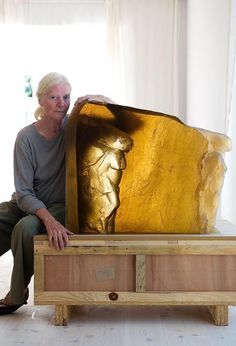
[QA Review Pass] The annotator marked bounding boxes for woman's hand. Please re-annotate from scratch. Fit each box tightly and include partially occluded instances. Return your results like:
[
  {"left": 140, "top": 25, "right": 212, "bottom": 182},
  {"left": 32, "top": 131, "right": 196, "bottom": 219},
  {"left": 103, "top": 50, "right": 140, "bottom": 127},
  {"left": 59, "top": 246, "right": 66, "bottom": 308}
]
[
  {"left": 35, "top": 208, "right": 74, "bottom": 250},
  {"left": 44, "top": 216, "right": 74, "bottom": 250},
  {"left": 75, "top": 94, "right": 115, "bottom": 106}
]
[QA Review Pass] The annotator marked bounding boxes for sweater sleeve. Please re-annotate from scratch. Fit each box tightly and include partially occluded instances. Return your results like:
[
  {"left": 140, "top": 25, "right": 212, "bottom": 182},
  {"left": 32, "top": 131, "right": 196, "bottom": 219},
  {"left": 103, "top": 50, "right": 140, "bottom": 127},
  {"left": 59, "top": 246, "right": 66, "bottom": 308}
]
[{"left": 14, "top": 130, "right": 46, "bottom": 214}]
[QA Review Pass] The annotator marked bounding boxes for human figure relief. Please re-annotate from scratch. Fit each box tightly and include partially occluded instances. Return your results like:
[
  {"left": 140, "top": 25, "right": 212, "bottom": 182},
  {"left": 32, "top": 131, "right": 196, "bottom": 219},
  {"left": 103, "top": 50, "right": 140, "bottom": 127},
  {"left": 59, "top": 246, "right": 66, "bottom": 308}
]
[{"left": 78, "top": 128, "right": 133, "bottom": 233}]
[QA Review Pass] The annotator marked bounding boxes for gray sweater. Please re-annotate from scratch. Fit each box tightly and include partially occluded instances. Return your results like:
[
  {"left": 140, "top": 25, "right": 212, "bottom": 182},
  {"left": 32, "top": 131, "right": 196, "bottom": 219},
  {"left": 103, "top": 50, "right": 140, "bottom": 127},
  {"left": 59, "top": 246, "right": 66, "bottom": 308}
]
[{"left": 13, "top": 122, "right": 66, "bottom": 214}]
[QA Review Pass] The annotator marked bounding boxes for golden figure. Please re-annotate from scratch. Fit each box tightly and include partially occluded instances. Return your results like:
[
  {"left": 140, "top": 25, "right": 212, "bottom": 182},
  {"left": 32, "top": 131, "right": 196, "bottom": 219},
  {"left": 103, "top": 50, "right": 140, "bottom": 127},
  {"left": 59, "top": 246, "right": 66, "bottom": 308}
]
[{"left": 77, "top": 121, "right": 133, "bottom": 233}]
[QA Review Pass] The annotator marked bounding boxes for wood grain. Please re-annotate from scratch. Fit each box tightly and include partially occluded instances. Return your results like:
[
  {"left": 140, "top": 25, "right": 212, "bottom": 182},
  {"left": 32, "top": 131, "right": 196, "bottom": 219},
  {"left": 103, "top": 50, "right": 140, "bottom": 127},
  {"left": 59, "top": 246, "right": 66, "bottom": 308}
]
[
  {"left": 146, "top": 255, "right": 236, "bottom": 291},
  {"left": 44, "top": 255, "right": 135, "bottom": 292}
]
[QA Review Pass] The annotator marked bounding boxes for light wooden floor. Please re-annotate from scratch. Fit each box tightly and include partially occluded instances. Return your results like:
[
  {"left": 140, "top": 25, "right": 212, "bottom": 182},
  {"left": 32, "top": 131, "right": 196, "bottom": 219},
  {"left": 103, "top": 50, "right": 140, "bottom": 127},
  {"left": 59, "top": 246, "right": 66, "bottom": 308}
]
[{"left": 1, "top": 252, "right": 236, "bottom": 346}]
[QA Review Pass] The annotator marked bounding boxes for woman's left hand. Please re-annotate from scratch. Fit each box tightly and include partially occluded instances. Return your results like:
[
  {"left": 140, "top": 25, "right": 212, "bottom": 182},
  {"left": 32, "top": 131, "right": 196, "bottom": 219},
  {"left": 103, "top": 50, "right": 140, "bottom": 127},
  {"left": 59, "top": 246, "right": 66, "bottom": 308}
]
[{"left": 75, "top": 94, "right": 115, "bottom": 106}]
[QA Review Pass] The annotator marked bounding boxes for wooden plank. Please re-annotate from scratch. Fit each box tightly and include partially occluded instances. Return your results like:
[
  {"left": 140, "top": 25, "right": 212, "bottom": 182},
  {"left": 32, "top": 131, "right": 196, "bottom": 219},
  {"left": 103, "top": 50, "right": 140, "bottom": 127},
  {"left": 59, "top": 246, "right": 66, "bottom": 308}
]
[
  {"left": 208, "top": 305, "right": 228, "bottom": 326},
  {"left": 136, "top": 255, "right": 146, "bottom": 292},
  {"left": 35, "top": 238, "right": 236, "bottom": 247},
  {"left": 34, "top": 291, "right": 236, "bottom": 306},
  {"left": 34, "top": 254, "right": 44, "bottom": 293},
  {"left": 55, "top": 305, "right": 71, "bottom": 326},
  {"left": 35, "top": 245, "right": 236, "bottom": 256},
  {"left": 43, "top": 255, "right": 135, "bottom": 291},
  {"left": 34, "top": 224, "right": 236, "bottom": 242},
  {"left": 146, "top": 255, "right": 236, "bottom": 291},
  {"left": 34, "top": 242, "right": 236, "bottom": 256}
]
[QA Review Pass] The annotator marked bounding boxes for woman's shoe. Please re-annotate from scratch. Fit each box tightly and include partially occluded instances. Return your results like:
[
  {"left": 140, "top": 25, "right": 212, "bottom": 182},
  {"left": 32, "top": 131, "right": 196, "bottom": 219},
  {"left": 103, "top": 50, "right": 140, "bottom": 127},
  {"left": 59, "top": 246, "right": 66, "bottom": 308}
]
[{"left": 0, "top": 288, "right": 29, "bottom": 315}]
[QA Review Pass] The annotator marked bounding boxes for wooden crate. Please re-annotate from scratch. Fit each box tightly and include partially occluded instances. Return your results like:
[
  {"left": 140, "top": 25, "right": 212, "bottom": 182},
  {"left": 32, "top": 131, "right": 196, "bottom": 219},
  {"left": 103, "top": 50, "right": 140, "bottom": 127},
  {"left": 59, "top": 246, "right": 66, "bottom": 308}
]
[{"left": 34, "top": 220, "right": 236, "bottom": 326}]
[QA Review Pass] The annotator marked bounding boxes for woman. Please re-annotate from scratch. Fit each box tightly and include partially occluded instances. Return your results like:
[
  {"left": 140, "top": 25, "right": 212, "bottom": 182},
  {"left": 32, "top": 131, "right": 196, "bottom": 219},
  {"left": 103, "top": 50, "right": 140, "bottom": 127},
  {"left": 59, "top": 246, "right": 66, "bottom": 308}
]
[{"left": 0, "top": 72, "right": 75, "bottom": 314}]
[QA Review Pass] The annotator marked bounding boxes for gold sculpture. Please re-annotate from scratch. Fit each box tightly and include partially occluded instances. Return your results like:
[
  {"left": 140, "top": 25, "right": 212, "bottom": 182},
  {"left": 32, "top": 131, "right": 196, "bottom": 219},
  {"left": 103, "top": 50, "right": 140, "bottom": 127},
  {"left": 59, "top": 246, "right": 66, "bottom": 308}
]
[
  {"left": 77, "top": 118, "right": 133, "bottom": 233},
  {"left": 66, "top": 102, "right": 231, "bottom": 234}
]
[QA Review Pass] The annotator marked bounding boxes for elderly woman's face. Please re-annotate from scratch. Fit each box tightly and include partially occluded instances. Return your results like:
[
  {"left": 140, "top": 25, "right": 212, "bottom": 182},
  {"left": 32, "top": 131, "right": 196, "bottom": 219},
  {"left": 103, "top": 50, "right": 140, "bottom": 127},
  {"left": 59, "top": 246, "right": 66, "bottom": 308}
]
[{"left": 39, "top": 82, "right": 71, "bottom": 120}]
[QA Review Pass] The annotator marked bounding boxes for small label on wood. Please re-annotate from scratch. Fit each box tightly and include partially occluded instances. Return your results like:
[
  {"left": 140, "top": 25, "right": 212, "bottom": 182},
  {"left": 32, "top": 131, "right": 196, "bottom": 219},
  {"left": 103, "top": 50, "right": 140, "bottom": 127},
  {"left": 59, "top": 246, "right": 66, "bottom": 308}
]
[{"left": 95, "top": 267, "right": 115, "bottom": 282}]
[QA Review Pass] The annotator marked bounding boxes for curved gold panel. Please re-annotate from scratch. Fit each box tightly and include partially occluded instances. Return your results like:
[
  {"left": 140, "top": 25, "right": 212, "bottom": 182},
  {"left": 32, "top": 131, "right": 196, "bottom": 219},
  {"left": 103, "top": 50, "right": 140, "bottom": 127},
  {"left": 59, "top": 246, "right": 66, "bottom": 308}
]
[{"left": 66, "top": 102, "right": 231, "bottom": 234}]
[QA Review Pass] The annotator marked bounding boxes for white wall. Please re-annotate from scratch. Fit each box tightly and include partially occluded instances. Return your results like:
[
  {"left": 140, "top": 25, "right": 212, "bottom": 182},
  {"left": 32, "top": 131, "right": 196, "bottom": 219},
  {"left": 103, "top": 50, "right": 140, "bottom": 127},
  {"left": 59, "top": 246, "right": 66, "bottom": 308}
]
[{"left": 186, "top": 0, "right": 230, "bottom": 134}]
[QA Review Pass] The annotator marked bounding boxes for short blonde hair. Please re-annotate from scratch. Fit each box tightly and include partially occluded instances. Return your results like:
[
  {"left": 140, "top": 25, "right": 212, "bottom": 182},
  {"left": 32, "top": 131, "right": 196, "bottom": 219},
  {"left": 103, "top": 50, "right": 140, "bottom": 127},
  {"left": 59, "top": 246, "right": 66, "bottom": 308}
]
[{"left": 34, "top": 72, "right": 71, "bottom": 120}]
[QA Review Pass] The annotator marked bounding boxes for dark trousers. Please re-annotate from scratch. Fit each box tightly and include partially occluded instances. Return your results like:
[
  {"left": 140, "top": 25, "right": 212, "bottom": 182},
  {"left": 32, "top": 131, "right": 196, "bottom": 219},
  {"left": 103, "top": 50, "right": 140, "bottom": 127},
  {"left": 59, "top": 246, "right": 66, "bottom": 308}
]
[{"left": 0, "top": 200, "right": 65, "bottom": 304}]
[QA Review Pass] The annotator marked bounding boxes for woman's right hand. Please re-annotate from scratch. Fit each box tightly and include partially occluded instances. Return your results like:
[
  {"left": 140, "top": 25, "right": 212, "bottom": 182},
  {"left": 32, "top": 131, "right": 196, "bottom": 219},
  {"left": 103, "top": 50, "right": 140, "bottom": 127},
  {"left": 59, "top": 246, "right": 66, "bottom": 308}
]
[
  {"left": 44, "top": 216, "right": 74, "bottom": 250},
  {"left": 35, "top": 207, "right": 74, "bottom": 250}
]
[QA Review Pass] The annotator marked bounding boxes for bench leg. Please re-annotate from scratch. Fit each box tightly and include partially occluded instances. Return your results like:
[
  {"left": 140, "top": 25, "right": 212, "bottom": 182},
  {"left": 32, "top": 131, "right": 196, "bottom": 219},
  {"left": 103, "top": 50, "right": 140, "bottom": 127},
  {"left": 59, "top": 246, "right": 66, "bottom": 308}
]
[
  {"left": 208, "top": 305, "right": 228, "bottom": 326},
  {"left": 55, "top": 305, "right": 70, "bottom": 326}
]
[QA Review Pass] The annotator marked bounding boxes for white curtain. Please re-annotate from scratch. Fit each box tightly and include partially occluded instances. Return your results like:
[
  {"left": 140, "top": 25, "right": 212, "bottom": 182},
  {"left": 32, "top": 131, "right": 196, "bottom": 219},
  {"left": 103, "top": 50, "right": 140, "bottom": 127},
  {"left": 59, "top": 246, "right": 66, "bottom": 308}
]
[
  {"left": 0, "top": 0, "right": 28, "bottom": 23},
  {"left": 0, "top": 0, "right": 105, "bottom": 24},
  {"left": 222, "top": 0, "right": 236, "bottom": 224},
  {"left": 106, "top": 0, "right": 231, "bottom": 130},
  {"left": 186, "top": 0, "right": 230, "bottom": 134},
  {"left": 106, "top": 0, "right": 185, "bottom": 118}
]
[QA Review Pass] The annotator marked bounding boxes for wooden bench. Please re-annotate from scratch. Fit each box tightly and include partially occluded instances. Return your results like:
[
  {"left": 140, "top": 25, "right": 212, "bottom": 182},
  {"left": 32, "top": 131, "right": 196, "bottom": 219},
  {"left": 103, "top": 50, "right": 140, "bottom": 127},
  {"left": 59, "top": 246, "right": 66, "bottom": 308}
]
[{"left": 34, "top": 220, "right": 236, "bottom": 326}]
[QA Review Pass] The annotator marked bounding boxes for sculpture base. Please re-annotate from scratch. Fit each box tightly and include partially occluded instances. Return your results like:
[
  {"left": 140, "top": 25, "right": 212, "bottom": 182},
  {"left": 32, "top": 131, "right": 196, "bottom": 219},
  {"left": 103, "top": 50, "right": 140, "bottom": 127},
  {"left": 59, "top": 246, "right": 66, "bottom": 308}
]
[{"left": 34, "top": 220, "right": 236, "bottom": 326}]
